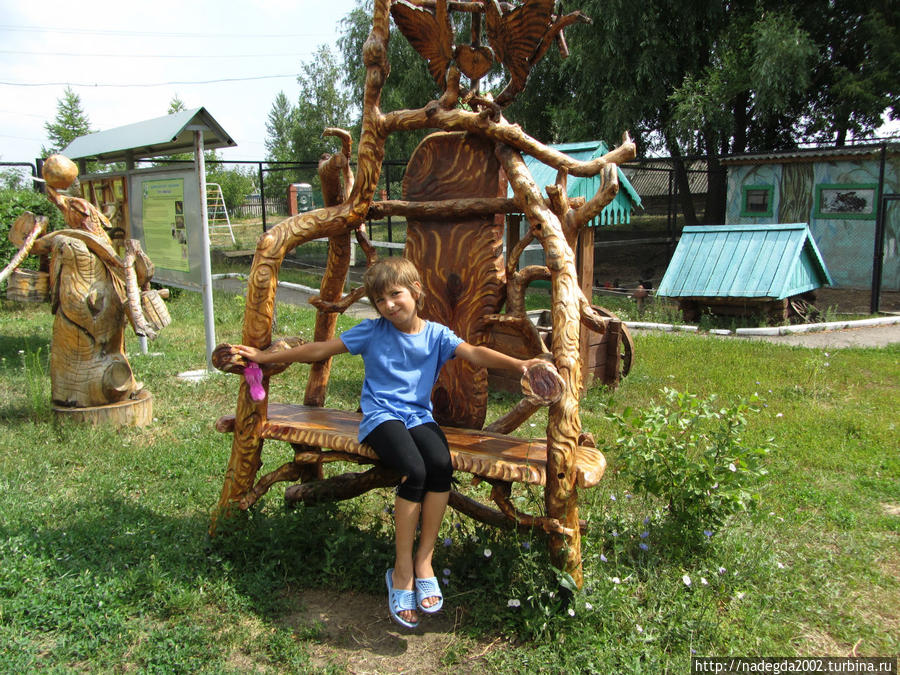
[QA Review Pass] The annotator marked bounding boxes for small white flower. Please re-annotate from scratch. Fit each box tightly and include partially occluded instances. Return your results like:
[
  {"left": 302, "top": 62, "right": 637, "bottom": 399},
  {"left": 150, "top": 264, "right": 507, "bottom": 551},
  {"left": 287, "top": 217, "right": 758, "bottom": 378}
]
[
  {"left": 728, "top": 463, "right": 737, "bottom": 472},
  {"left": 682, "top": 574, "right": 692, "bottom": 586},
  {"left": 567, "top": 608, "right": 575, "bottom": 617},
  {"left": 600, "top": 554, "right": 608, "bottom": 562},
  {"left": 610, "top": 494, "right": 617, "bottom": 501},
  {"left": 508, "top": 598, "right": 521, "bottom": 608},
  {"left": 483, "top": 548, "right": 492, "bottom": 558},
  {"left": 585, "top": 602, "right": 594, "bottom": 610},
  {"left": 635, "top": 624, "right": 643, "bottom": 633},
  {"left": 776, "top": 562, "right": 785, "bottom": 569},
  {"left": 700, "top": 577, "right": 708, "bottom": 586},
  {"left": 718, "top": 566, "right": 727, "bottom": 575},
  {"left": 775, "top": 413, "right": 783, "bottom": 418},
  {"left": 736, "top": 591, "right": 746, "bottom": 600},
  {"left": 612, "top": 576, "right": 621, "bottom": 584}
]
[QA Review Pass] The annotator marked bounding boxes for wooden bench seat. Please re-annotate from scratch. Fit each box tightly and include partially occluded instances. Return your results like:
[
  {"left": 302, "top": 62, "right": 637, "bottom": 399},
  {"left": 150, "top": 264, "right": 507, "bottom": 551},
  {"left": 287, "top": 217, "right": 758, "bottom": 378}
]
[{"left": 216, "top": 403, "right": 606, "bottom": 489}]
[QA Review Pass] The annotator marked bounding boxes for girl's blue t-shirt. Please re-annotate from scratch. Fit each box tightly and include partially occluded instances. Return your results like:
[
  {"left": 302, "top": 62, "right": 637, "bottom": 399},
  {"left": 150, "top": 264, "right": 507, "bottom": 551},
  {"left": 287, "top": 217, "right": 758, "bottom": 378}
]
[{"left": 340, "top": 317, "right": 463, "bottom": 441}]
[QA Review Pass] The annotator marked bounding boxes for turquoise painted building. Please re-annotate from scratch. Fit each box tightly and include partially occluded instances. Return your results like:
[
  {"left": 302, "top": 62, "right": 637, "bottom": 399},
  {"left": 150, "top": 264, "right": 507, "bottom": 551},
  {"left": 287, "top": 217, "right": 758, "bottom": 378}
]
[{"left": 721, "top": 143, "right": 899, "bottom": 290}]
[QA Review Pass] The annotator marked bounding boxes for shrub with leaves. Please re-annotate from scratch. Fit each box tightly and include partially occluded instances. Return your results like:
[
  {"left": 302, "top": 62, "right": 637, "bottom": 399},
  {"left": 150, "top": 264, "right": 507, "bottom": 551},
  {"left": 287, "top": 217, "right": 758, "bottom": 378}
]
[
  {"left": 0, "top": 187, "right": 65, "bottom": 278},
  {"left": 608, "top": 388, "right": 772, "bottom": 545}
]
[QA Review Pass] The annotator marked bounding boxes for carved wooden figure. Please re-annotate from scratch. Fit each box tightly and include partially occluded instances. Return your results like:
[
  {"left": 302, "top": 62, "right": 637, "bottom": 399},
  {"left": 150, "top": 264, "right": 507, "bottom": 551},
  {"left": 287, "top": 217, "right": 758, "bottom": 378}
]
[
  {"left": 3, "top": 154, "right": 170, "bottom": 426},
  {"left": 211, "top": 0, "right": 635, "bottom": 587}
]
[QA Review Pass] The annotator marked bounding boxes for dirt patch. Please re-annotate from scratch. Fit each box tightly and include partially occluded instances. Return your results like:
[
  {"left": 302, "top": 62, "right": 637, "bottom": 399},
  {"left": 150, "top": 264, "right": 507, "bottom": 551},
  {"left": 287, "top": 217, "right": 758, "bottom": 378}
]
[{"left": 281, "top": 589, "right": 506, "bottom": 674}]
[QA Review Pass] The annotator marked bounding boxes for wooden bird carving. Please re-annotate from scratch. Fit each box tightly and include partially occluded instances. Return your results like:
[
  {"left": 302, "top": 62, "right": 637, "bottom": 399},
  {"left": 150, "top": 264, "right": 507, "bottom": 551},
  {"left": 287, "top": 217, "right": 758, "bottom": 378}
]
[
  {"left": 390, "top": 0, "right": 455, "bottom": 90},
  {"left": 484, "top": 0, "right": 558, "bottom": 106},
  {"left": 391, "top": 0, "right": 497, "bottom": 88}
]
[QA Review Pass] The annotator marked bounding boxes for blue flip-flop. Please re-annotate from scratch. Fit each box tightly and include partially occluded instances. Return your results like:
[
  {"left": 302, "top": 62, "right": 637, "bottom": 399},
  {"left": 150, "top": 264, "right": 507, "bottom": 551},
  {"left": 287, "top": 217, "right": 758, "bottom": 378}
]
[
  {"left": 385, "top": 569, "right": 418, "bottom": 629},
  {"left": 415, "top": 576, "right": 444, "bottom": 614}
]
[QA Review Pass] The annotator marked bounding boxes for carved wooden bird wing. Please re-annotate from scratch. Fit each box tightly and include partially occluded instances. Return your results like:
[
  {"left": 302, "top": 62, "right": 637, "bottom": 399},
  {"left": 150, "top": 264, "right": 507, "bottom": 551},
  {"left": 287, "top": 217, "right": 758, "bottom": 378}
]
[
  {"left": 484, "top": 0, "right": 556, "bottom": 106},
  {"left": 390, "top": 0, "right": 454, "bottom": 90}
]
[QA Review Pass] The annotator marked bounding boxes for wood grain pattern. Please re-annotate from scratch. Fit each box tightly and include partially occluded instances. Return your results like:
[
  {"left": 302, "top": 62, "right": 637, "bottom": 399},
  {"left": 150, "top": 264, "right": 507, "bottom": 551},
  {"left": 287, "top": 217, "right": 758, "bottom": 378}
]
[{"left": 404, "top": 132, "right": 507, "bottom": 429}]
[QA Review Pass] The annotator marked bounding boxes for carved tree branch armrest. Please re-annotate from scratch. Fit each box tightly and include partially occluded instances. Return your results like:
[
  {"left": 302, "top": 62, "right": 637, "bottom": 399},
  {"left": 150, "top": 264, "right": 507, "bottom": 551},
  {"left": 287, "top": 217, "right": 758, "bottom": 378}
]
[
  {"left": 521, "top": 360, "right": 565, "bottom": 406},
  {"left": 212, "top": 337, "right": 305, "bottom": 376}
]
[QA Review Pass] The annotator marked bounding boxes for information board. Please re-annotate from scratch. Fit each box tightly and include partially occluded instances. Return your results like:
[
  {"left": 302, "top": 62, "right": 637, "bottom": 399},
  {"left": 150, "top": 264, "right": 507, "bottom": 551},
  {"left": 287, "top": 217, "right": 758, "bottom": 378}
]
[{"left": 128, "top": 166, "right": 203, "bottom": 289}]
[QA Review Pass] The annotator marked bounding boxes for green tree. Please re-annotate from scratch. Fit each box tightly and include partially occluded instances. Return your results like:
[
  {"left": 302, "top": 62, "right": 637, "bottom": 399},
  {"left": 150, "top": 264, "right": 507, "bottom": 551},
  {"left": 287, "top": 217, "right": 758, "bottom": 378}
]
[
  {"left": 265, "top": 91, "right": 296, "bottom": 162},
  {"left": 338, "top": 0, "right": 438, "bottom": 163},
  {"left": 290, "top": 45, "right": 354, "bottom": 161},
  {"left": 160, "top": 95, "right": 195, "bottom": 164},
  {"left": 556, "top": 0, "right": 898, "bottom": 224},
  {"left": 42, "top": 86, "right": 92, "bottom": 156},
  {"left": 263, "top": 45, "right": 356, "bottom": 203},
  {"left": 207, "top": 163, "right": 256, "bottom": 213},
  {"left": 167, "top": 94, "right": 187, "bottom": 115}
]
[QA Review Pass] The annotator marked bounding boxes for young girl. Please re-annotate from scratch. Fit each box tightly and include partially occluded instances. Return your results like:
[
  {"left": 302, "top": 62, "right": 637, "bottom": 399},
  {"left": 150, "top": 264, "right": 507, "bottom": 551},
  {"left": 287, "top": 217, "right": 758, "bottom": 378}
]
[{"left": 234, "top": 257, "right": 545, "bottom": 629}]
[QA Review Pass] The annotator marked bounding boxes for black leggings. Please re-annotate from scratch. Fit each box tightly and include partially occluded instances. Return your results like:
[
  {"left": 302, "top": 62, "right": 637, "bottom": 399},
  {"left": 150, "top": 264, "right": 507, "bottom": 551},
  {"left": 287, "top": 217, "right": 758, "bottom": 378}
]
[{"left": 363, "top": 420, "right": 453, "bottom": 503}]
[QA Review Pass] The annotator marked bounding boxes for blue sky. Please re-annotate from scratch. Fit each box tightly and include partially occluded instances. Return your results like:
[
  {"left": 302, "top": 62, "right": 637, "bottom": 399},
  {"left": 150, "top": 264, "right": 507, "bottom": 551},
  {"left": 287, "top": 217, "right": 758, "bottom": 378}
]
[{"left": 0, "top": 0, "right": 358, "bottom": 164}]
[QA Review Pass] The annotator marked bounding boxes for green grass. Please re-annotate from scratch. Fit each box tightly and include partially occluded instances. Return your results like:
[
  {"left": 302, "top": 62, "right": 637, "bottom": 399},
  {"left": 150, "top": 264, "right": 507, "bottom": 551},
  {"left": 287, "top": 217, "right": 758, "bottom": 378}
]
[{"left": 0, "top": 292, "right": 897, "bottom": 673}]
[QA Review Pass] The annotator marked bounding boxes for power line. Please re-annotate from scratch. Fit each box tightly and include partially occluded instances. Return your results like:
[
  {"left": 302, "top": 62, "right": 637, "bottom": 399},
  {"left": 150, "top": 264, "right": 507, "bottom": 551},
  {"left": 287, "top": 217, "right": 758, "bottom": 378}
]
[
  {"left": 0, "top": 49, "right": 313, "bottom": 59},
  {"left": 0, "top": 24, "right": 334, "bottom": 39},
  {"left": 0, "top": 74, "right": 298, "bottom": 88}
]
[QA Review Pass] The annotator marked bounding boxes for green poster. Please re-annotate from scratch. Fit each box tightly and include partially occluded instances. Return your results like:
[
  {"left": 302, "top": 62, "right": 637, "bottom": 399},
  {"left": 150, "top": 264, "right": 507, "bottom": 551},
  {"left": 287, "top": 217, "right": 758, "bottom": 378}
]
[{"left": 142, "top": 178, "right": 189, "bottom": 272}]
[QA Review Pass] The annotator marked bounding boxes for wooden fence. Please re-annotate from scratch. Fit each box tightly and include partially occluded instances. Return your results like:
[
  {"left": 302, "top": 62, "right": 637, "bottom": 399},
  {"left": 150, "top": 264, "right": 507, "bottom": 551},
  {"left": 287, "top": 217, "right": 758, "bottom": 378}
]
[{"left": 232, "top": 195, "right": 290, "bottom": 219}]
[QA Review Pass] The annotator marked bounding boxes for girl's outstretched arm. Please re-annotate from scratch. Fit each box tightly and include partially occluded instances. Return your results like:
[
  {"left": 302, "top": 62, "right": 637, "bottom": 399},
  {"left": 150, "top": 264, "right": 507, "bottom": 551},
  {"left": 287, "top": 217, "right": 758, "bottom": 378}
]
[
  {"left": 454, "top": 342, "right": 546, "bottom": 374},
  {"left": 234, "top": 338, "right": 348, "bottom": 365}
]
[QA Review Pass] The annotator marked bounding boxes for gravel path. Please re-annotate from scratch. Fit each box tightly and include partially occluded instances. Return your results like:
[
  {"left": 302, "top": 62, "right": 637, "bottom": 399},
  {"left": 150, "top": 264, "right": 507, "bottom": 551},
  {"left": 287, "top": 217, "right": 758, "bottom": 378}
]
[{"left": 736, "top": 322, "right": 900, "bottom": 349}]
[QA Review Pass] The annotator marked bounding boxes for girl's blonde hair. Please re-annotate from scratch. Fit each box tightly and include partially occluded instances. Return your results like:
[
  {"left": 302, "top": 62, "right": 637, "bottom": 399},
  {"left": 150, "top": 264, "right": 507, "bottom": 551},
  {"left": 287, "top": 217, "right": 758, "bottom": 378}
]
[{"left": 363, "top": 257, "right": 425, "bottom": 311}]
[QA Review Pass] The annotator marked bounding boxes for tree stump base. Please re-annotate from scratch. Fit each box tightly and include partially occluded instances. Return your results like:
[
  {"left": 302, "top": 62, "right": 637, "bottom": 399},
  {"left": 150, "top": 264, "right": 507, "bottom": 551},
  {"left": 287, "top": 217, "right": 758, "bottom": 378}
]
[
  {"left": 53, "top": 389, "right": 153, "bottom": 427},
  {"left": 6, "top": 269, "right": 50, "bottom": 303}
]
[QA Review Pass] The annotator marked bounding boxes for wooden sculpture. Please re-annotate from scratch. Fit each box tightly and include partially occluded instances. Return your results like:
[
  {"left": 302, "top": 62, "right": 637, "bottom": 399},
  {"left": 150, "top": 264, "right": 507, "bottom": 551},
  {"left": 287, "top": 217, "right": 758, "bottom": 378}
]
[
  {"left": 211, "top": 0, "right": 636, "bottom": 587},
  {"left": 2, "top": 154, "right": 171, "bottom": 426}
]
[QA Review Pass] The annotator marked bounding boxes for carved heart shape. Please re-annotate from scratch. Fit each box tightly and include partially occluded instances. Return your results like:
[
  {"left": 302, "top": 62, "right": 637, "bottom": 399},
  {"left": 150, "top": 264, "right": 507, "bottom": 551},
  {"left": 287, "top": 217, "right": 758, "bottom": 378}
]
[{"left": 453, "top": 44, "right": 495, "bottom": 81}]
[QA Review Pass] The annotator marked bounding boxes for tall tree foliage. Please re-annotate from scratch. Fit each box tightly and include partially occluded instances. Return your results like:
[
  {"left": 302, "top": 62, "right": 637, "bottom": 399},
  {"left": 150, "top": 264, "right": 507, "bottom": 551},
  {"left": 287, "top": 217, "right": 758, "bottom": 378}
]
[
  {"left": 291, "top": 45, "right": 354, "bottom": 160},
  {"left": 560, "top": 0, "right": 898, "bottom": 223},
  {"left": 338, "top": 0, "right": 439, "bottom": 162},
  {"left": 263, "top": 46, "right": 355, "bottom": 201},
  {"left": 42, "top": 86, "right": 92, "bottom": 156}
]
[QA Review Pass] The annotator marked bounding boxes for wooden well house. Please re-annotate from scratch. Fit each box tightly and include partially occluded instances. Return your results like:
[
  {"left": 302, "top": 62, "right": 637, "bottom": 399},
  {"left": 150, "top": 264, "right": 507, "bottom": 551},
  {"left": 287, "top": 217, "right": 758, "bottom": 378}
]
[{"left": 656, "top": 223, "right": 833, "bottom": 322}]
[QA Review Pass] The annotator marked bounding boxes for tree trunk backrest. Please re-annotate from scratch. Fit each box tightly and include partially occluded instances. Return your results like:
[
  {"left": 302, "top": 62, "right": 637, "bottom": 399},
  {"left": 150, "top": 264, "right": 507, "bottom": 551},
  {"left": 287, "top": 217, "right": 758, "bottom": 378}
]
[{"left": 402, "top": 132, "right": 508, "bottom": 430}]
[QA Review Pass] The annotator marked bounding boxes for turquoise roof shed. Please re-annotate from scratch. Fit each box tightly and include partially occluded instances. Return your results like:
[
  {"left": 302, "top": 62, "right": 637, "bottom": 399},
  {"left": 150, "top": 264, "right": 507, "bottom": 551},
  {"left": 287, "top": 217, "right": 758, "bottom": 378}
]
[
  {"left": 656, "top": 223, "right": 833, "bottom": 300},
  {"left": 513, "top": 140, "right": 642, "bottom": 226}
]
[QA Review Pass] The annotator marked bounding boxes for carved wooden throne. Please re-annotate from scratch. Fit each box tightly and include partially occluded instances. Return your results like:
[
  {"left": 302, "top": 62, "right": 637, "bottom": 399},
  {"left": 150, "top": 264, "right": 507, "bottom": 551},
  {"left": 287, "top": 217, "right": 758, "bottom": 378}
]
[{"left": 211, "top": 0, "right": 636, "bottom": 587}]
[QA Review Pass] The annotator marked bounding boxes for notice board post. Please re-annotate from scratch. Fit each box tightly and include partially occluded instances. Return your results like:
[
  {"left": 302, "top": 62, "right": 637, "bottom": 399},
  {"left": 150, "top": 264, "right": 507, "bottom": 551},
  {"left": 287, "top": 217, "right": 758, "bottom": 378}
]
[{"left": 192, "top": 128, "right": 216, "bottom": 371}]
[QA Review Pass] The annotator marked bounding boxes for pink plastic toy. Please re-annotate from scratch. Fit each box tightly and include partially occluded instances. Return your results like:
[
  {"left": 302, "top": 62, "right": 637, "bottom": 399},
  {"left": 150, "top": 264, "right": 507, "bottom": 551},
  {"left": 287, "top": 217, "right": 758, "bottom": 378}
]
[{"left": 243, "top": 362, "right": 265, "bottom": 401}]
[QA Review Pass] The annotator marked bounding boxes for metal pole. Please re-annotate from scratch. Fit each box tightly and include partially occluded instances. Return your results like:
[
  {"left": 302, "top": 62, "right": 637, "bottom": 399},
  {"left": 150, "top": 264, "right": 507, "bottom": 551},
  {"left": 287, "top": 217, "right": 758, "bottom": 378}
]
[
  {"left": 869, "top": 144, "right": 887, "bottom": 314},
  {"left": 194, "top": 130, "right": 217, "bottom": 370},
  {"left": 259, "top": 162, "right": 268, "bottom": 232},
  {"left": 124, "top": 150, "right": 149, "bottom": 356}
]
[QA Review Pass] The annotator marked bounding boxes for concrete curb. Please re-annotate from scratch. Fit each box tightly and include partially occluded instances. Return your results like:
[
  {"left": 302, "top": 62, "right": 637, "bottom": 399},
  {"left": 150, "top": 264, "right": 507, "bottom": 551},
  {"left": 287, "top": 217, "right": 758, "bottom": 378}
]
[{"left": 625, "top": 315, "right": 900, "bottom": 336}]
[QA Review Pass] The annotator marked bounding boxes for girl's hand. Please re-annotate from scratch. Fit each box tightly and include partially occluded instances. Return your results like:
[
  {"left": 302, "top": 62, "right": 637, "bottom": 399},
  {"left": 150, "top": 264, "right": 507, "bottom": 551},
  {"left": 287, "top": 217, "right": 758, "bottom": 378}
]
[
  {"left": 234, "top": 344, "right": 264, "bottom": 363},
  {"left": 520, "top": 357, "right": 551, "bottom": 374},
  {"left": 520, "top": 358, "right": 565, "bottom": 405}
]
